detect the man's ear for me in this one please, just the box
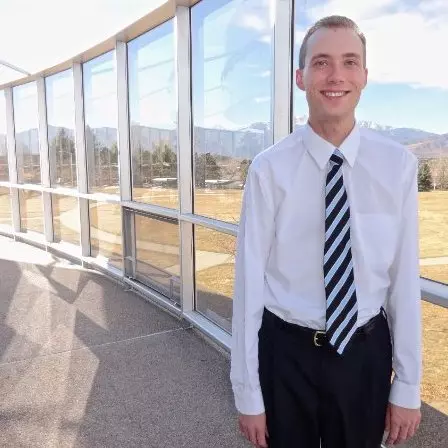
[296,69,305,91]
[363,67,368,89]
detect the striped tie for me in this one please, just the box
[324,148,358,355]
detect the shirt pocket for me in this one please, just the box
[353,213,398,272]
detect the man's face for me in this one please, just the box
[296,27,368,123]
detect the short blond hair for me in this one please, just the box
[299,15,366,69]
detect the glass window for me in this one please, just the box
[46,70,77,188]
[195,225,236,332]
[19,190,44,234]
[134,213,180,303]
[0,91,9,181]
[52,194,79,245]
[0,187,11,231]
[191,0,273,224]
[13,82,40,184]
[83,52,119,195]
[128,21,178,208]
[293,1,448,285]
[89,201,122,269]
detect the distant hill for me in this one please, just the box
[408,134,448,159]
[357,121,448,158]
[357,121,439,145]
[11,121,448,161]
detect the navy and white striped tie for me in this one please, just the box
[324,148,358,354]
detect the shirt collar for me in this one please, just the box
[302,122,360,169]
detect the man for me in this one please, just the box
[230,15,422,448]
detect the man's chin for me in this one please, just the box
[316,110,354,123]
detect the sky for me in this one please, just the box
[191,0,448,135]
[1,0,447,135]
[0,0,167,80]
[294,0,448,134]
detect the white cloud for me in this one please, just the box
[259,35,272,44]
[257,70,271,78]
[235,0,273,33]
[306,0,397,22]
[295,0,448,90]
[418,0,448,14]
[0,0,167,81]
[254,96,270,103]
[240,14,267,32]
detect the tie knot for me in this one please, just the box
[330,149,344,167]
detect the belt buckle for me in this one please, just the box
[313,330,326,347]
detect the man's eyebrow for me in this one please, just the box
[310,52,362,61]
[310,53,331,61]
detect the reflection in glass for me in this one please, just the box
[0,187,11,231]
[421,301,448,414]
[13,83,40,184]
[52,195,79,245]
[89,201,122,269]
[46,70,77,188]
[83,52,119,194]
[293,1,448,285]
[128,20,178,208]
[135,213,180,303]
[0,91,9,181]
[191,0,273,223]
[195,225,236,332]
[19,190,44,234]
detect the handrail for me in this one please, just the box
[421,277,448,308]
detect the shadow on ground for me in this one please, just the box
[0,238,248,448]
[0,237,445,447]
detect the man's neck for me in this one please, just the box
[308,116,356,148]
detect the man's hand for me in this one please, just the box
[238,413,268,447]
[385,403,421,445]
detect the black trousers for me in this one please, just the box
[258,308,392,448]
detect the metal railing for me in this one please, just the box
[380,281,448,448]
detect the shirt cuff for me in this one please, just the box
[233,386,265,415]
[389,377,421,409]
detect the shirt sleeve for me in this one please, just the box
[230,163,275,415]
[387,154,422,409]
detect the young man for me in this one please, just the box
[230,16,422,448]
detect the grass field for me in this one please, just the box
[19,190,45,234]
[52,195,80,245]
[0,187,446,413]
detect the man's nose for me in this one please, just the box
[327,63,345,84]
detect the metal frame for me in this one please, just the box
[0,59,31,76]
[73,62,91,258]
[176,4,195,314]
[116,41,132,202]
[37,76,54,242]
[4,87,20,232]
[0,0,445,363]
[421,278,448,308]
[273,0,294,142]
[116,40,132,274]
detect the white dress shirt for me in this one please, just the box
[230,122,422,415]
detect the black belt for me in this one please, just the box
[262,307,387,347]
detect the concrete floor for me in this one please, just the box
[0,236,445,448]
[0,237,248,448]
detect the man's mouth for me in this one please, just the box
[321,91,349,98]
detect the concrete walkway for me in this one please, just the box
[0,236,247,448]
[420,256,448,266]
[0,236,445,447]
